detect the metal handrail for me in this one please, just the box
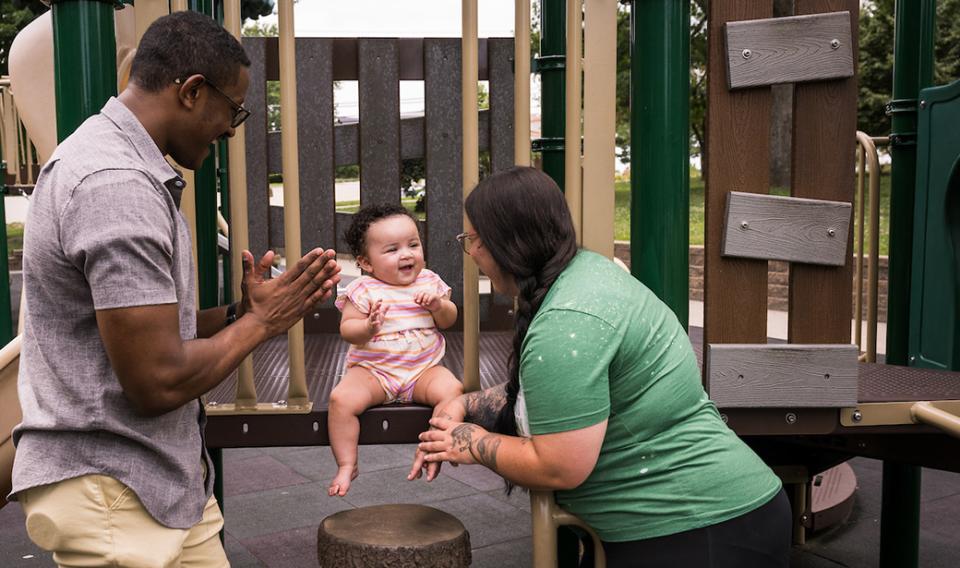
[531,491,606,568]
[853,132,887,363]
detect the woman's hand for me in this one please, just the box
[418,416,492,466]
[407,402,465,481]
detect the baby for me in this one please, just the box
[328,203,463,496]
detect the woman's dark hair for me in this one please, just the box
[344,203,419,258]
[465,166,579,438]
[130,12,251,93]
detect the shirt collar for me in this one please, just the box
[100,97,184,198]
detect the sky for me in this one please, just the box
[258,0,519,38]
[257,1,537,123]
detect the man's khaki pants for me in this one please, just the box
[20,474,229,568]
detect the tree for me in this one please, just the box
[0,0,46,75]
[241,0,274,22]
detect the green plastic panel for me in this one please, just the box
[909,79,960,371]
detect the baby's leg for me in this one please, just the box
[412,365,464,412]
[409,366,464,481]
[327,367,386,496]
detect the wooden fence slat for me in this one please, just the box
[295,38,335,253]
[488,38,515,174]
[268,112,491,175]
[425,38,464,306]
[704,1,773,350]
[359,39,401,206]
[705,343,859,408]
[721,192,852,265]
[789,1,858,344]
[724,11,854,90]
[242,37,270,258]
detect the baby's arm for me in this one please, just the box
[414,291,457,329]
[340,299,387,345]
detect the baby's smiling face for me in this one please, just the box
[357,214,425,286]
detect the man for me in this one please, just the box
[8,12,340,566]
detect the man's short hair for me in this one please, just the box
[130,12,251,92]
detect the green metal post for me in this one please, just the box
[51,1,119,143]
[628,0,690,327]
[532,0,567,190]
[195,145,220,310]
[880,1,936,567]
[218,141,232,304]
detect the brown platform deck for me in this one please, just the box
[205,328,960,473]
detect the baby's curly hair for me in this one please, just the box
[344,203,419,258]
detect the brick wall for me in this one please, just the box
[613,243,889,322]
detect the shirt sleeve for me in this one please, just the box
[428,270,452,298]
[519,309,621,435]
[59,169,179,310]
[335,277,372,313]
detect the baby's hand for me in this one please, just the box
[366,299,388,334]
[414,291,443,313]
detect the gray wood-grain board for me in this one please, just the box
[425,38,464,305]
[724,11,854,90]
[721,191,852,265]
[705,343,858,408]
[358,39,400,205]
[242,37,270,258]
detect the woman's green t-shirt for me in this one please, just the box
[514,250,781,542]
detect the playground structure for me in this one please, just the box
[0,0,958,567]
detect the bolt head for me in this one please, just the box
[785,412,798,424]
[740,221,750,230]
[828,228,836,237]
[830,39,840,49]
[741,48,752,59]
[852,409,863,422]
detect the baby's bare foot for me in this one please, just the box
[328,465,359,497]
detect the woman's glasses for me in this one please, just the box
[455,232,478,254]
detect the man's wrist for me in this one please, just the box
[225,302,239,326]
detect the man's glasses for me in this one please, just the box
[175,76,251,128]
[455,232,478,254]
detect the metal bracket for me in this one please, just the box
[532,54,566,73]
[531,137,565,153]
[840,400,960,428]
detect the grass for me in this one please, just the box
[615,172,891,255]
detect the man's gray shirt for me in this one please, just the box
[9,97,212,529]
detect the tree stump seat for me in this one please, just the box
[317,504,472,567]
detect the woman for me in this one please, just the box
[413,166,791,566]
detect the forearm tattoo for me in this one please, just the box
[451,424,478,454]
[462,383,508,431]
[474,434,502,470]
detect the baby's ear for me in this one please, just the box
[356,255,373,274]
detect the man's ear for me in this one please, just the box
[175,74,205,110]
[357,255,373,274]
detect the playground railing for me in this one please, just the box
[853,132,887,364]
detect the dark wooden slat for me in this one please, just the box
[295,38,335,253]
[704,1,773,351]
[242,37,270,258]
[269,208,425,254]
[488,37,515,173]
[424,38,464,305]
[359,39,401,205]
[789,0,858,344]
[262,37,495,82]
[267,111,491,173]
[706,343,859,408]
[724,11,854,90]
[721,192,852,265]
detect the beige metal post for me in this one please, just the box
[854,132,882,363]
[224,0,257,409]
[564,0,582,245]
[169,0,199,307]
[278,0,310,410]
[1,86,18,177]
[514,0,531,167]
[581,0,616,258]
[461,0,480,393]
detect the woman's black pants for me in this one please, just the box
[586,488,792,568]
